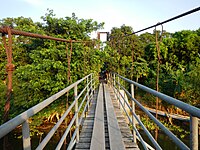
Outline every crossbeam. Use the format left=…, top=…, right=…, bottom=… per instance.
left=0, top=27, right=93, bottom=43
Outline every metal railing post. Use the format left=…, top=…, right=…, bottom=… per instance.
left=131, top=84, right=137, bottom=143
left=86, top=76, right=89, bottom=116
left=74, top=85, right=79, bottom=143
left=108, top=73, right=111, bottom=86
left=190, top=115, right=198, bottom=150
left=93, top=74, right=95, bottom=94
left=118, top=76, right=121, bottom=109
left=87, top=75, right=89, bottom=98
left=112, top=74, right=115, bottom=87
left=110, top=73, right=112, bottom=86
left=92, top=74, right=94, bottom=91
left=22, top=120, right=31, bottom=150
left=91, top=74, right=93, bottom=96
left=114, top=74, right=115, bottom=86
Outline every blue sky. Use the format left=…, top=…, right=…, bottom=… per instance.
left=1, top=0, right=200, bottom=36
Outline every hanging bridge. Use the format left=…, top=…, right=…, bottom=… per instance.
left=0, top=73, right=199, bottom=150
left=0, top=6, right=200, bottom=150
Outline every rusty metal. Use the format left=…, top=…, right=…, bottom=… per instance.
left=83, top=42, right=86, bottom=77
left=118, top=35, right=122, bottom=75
left=155, top=28, right=159, bottom=140
left=131, top=40, right=134, bottom=80
left=66, top=43, right=69, bottom=82
left=66, top=41, right=73, bottom=83
left=2, top=27, right=15, bottom=150
left=155, top=24, right=163, bottom=141
left=2, top=27, right=15, bottom=123
left=97, top=32, right=109, bottom=49
left=97, top=32, right=100, bottom=40
left=0, top=26, right=93, bottom=124
left=69, top=41, right=72, bottom=82
left=97, top=32, right=109, bottom=41
left=97, top=32, right=100, bottom=49
left=0, top=27, right=92, bottom=43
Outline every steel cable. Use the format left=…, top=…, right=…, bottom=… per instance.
left=110, top=6, right=200, bottom=39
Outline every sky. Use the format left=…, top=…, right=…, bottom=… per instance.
left=0, top=0, right=200, bottom=39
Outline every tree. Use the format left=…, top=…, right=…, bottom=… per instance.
left=0, top=10, right=104, bottom=124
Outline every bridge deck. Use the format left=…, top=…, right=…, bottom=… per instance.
left=75, top=83, right=139, bottom=150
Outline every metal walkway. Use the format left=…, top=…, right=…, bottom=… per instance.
left=75, top=83, right=139, bottom=150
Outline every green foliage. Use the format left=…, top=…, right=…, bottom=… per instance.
left=140, top=116, right=190, bottom=139
left=105, top=25, right=200, bottom=108
left=140, top=117, right=156, bottom=131
left=0, top=10, right=104, bottom=124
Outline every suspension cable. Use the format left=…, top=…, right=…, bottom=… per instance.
left=110, top=6, right=200, bottom=39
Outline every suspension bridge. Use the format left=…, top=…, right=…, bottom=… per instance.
left=0, top=73, right=199, bottom=150
left=0, top=6, right=200, bottom=150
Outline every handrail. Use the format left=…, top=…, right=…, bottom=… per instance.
left=112, top=81, right=161, bottom=150
left=0, top=73, right=95, bottom=150
left=115, top=73, right=200, bottom=118
left=115, top=79, right=187, bottom=149
left=36, top=79, right=94, bottom=149
left=67, top=85, right=95, bottom=150
left=110, top=73, right=200, bottom=150
left=56, top=81, right=95, bottom=149
left=112, top=86, right=149, bottom=150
